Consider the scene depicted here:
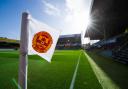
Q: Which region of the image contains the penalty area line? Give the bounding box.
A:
[69,53,81,89]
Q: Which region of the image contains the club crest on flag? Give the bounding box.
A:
[32,31,53,53]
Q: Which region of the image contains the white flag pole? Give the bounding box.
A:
[18,12,29,89]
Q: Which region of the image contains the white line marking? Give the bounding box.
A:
[84,51,120,89]
[12,78,22,89]
[69,53,81,89]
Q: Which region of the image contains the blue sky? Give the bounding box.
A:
[0,0,92,40]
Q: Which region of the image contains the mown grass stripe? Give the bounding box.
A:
[69,53,81,89]
[84,51,120,89]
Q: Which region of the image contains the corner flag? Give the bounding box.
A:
[18,12,60,89]
[28,16,60,62]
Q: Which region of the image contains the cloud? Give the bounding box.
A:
[40,0,92,36]
[42,0,60,16]
[64,0,91,33]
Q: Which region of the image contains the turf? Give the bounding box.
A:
[86,50,128,89]
[0,50,102,89]
[74,51,102,89]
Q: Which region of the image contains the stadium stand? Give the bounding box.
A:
[86,33,128,64]
[56,34,81,50]
[0,37,19,50]
[112,33,128,64]
[0,42,19,49]
[84,0,128,64]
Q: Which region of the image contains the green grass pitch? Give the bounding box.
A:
[0,50,102,89]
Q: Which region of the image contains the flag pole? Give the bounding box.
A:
[18,12,29,89]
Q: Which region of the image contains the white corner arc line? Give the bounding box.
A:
[69,53,81,89]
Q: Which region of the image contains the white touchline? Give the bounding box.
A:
[69,52,81,89]
[84,51,120,89]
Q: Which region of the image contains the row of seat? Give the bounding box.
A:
[112,43,128,64]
